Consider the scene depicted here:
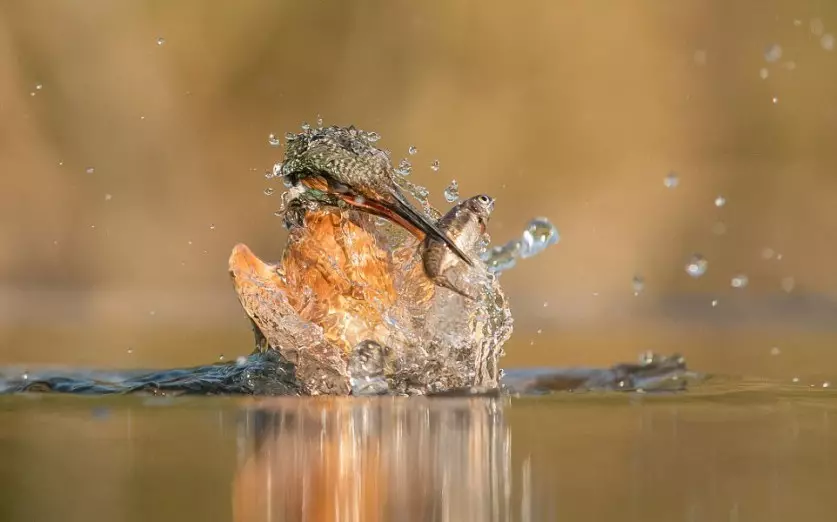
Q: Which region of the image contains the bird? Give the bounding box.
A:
[281,125,474,267]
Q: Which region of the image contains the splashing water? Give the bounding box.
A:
[227,126,567,395]
[481,218,559,274]
[664,171,679,188]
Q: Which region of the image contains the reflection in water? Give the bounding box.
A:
[232,398,515,522]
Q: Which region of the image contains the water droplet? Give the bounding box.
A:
[35,83,43,90]
[761,247,775,260]
[685,254,708,278]
[443,180,460,202]
[770,346,781,356]
[792,377,800,383]
[236,356,247,366]
[264,187,275,196]
[300,121,311,131]
[156,37,166,46]
[127,348,133,354]
[22,371,29,381]
[781,276,795,293]
[366,131,381,143]
[104,193,112,201]
[209,224,216,231]
[811,18,825,37]
[731,274,749,288]
[395,158,412,176]
[149,310,156,316]
[711,299,719,307]
[86,167,95,174]
[776,253,783,261]
[219,354,225,361]
[520,218,560,259]
[759,68,769,80]
[632,275,645,296]
[822,33,835,51]
[268,134,281,147]
[664,171,679,188]
[58,161,63,166]
[764,43,783,62]
[316,114,323,127]
[482,240,522,273]
[543,301,549,308]
[714,195,726,207]
[408,145,418,155]
[824,381,831,388]
[537,329,543,334]
[430,159,440,171]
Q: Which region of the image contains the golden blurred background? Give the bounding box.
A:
[1,0,836,378]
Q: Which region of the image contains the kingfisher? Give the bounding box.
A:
[281,125,474,267]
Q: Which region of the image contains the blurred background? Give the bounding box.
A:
[1,0,836,378]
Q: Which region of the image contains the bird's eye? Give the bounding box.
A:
[478,195,491,204]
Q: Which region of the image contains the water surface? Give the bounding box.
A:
[2,383,836,521]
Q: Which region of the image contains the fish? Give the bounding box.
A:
[422,194,495,300]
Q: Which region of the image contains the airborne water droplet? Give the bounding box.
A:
[209,224,216,231]
[266,162,283,179]
[264,187,275,196]
[714,195,727,207]
[759,68,769,80]
[664,171,679,188]
[764,43,783,62]
[443,180,460,202]
[156,37,166,46]
[822,33,835,51]
[86,167,95,174]
[520,218,559,259]
[408,145,418,155]
[395,158,412,176]
[430,159,440,171]
[104,193,112,201]
[685,254,708,278]
[632,275,645,296]
[731,274,749,288]
[781,276,795,293]
[268,134,281,147]
[219,354,225,361]
[711,299,719,307]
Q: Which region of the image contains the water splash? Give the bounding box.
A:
[482,217,559,274]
